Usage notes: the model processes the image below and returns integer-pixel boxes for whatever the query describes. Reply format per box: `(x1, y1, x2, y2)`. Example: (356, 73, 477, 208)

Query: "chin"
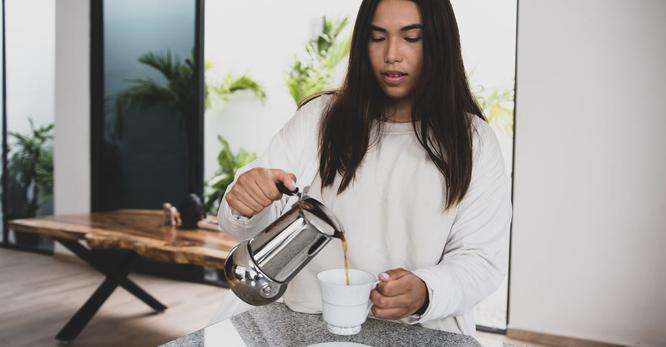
(381, 87, 411, 100)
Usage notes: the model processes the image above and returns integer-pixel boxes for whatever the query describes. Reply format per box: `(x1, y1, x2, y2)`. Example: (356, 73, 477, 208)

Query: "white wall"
(510, 1, 666, 345)
(451, 0, 516, 90)
(54, 0, 90, 215)
(5, 0, 54, 140)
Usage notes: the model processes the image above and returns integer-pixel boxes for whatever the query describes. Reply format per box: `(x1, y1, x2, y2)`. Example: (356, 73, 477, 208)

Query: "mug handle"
(367, 280, 380, 316)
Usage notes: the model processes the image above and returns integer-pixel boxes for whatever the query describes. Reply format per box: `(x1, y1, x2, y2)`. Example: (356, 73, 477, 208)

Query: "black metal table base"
(55, 240, 167, 342)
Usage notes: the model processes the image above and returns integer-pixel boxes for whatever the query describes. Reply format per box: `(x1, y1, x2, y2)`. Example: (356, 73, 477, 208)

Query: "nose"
(384, 37, 403, 64)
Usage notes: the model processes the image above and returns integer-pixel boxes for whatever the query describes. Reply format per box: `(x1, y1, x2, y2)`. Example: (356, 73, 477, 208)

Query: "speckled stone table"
(162, 303, 487, 347)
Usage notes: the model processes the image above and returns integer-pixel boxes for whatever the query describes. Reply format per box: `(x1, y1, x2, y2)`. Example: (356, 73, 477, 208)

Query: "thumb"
(378, 268, 410, 282)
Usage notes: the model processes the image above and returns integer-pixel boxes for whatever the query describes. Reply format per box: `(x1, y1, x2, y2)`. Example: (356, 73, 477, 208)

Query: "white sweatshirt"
(217, 94, 512, 335)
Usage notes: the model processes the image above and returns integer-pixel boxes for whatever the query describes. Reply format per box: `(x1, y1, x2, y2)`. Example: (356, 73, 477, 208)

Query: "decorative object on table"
(224, 185, 346, 306)
(162, 202, 182, 227)
(286, 16, 351, 104)
(203, 135, 256, 215)
(178, 194, 205, 229)
(6, 119, 54, 246)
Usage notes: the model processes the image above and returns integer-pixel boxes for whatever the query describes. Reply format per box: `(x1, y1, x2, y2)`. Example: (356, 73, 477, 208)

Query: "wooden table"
(9, 209, 238, 342)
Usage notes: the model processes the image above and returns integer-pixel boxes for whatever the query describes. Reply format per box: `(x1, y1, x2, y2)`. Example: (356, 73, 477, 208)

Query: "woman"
(217, 0, 511, 335)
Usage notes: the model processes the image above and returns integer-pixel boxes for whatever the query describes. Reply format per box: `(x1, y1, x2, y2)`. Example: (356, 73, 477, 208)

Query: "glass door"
(92, 0, 204, 211)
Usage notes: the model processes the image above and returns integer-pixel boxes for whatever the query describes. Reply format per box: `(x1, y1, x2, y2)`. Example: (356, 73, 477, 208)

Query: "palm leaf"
(209, 74, 266, 103)
(286, 16, 351, 104)
(139, 50, 179, 81)
(113, 78, 175, 135)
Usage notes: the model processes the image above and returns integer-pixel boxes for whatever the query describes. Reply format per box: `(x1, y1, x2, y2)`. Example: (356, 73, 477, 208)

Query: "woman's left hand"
(370, 268, 427, 320)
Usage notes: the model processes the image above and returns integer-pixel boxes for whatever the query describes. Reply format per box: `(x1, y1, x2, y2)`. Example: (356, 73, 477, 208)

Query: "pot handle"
(276, 182, 299, 196)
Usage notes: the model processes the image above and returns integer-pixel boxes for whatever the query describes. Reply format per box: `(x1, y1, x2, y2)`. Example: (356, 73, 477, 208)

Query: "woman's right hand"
(225, 168, 298, 218)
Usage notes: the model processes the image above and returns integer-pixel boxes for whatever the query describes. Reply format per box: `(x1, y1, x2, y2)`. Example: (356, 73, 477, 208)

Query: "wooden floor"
(0, 247, 540, 347)
(0, 247, 225, 347)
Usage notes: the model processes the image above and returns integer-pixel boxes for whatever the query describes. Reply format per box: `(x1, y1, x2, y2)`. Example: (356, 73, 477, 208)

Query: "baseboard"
(507, 328, 625, 347)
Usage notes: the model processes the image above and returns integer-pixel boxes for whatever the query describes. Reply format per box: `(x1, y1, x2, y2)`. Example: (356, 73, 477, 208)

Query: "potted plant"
(203, 136, 256, 215)
(286, 17, 351, 104)
(6, 119, 54, 246)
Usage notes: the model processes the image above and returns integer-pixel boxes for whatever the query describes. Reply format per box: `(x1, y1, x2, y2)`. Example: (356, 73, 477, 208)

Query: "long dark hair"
(318, 0, 484, 211)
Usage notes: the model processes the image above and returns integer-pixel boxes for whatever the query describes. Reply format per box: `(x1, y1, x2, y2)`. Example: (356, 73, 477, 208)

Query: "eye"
(370, 36, 386, 42)
(405, 37, 422, 43)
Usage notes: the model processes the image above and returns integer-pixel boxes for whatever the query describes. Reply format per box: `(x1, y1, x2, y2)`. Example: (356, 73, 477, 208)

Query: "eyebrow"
(370, 24, 423, 33)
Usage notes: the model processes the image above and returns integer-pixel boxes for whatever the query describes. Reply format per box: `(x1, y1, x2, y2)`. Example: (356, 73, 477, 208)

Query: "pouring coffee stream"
(224, 182, 351, 306)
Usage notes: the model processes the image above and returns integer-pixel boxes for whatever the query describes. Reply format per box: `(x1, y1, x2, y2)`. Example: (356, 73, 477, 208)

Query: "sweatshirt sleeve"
(411, 118, 512, 322)
(217, 96, 329, 241)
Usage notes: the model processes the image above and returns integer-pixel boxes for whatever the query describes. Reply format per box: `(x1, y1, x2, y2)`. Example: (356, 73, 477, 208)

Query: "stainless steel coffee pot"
(223, 185, 345, 306)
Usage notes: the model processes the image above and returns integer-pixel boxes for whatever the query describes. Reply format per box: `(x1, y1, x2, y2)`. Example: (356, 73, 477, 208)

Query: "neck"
(385, 98, 413, 123)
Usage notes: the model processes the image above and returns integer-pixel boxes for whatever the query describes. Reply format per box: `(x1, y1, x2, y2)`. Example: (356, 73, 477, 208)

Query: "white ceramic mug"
(317, 268, 378, 335)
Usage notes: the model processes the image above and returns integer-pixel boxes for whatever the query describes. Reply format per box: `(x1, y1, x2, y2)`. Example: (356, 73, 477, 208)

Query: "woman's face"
(368, 0, 424, 103)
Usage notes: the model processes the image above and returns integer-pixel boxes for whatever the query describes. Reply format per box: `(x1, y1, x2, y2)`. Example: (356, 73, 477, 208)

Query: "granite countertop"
(161, 303, 490, 347)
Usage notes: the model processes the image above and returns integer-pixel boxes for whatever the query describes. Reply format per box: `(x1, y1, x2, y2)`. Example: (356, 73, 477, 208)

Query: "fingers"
(370, 269, 428, 320)
(376, 269, 411, 297)
(254, 176, 282, 201)
(371, 306, 408, 320)
(370, 289, 411, 309)
(270, 169, 297, 191)
(371, 289, 413, 320)
(248, 179, 275, 205)
(378, 268, 410, 282)
(225, 167, 298, 218)
(227, 196, 255, 217)
(226, 189, 263, 216)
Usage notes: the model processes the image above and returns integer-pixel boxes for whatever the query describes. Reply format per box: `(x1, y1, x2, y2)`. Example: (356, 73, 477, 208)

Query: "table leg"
(58, 240, 167, 311)
(55, 251, 136, 342)
(54, 241, 168, 342)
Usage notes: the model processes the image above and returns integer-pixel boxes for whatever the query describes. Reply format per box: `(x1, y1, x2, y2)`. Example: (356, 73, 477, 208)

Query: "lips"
(381, 70, 407, 85)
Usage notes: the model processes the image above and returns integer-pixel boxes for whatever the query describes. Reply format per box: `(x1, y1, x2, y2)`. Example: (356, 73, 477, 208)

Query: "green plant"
(113, 50, 266, 137)
(473, 84, 514, 135)
(206, 64, 266, 109)
(203, 135, 257, 215)
(287, 17, 352, 104)
(467, 69, 514, 136)
(6, 119, 54, 219)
